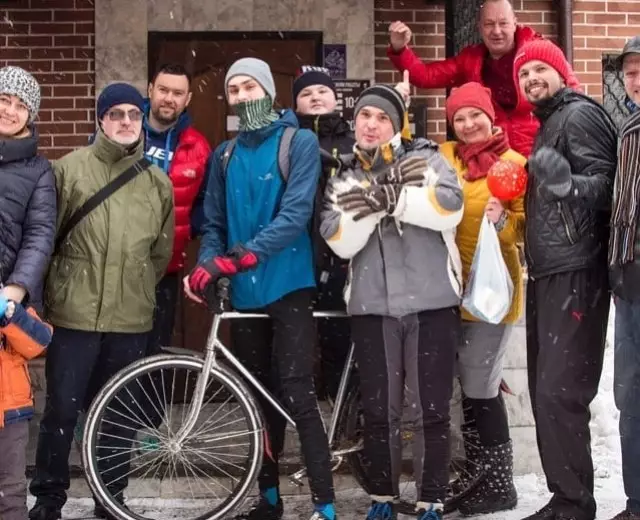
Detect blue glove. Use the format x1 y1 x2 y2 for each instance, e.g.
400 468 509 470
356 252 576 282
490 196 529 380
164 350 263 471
0 296 8 319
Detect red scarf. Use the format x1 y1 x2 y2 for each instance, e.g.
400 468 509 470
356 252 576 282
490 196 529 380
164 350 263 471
455 130 510 181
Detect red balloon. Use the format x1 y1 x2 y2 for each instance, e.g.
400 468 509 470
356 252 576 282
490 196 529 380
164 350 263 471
486 160 527 201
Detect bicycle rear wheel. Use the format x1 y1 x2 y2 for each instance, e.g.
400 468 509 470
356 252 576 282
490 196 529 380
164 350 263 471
335 383 483 515
82 354 263 520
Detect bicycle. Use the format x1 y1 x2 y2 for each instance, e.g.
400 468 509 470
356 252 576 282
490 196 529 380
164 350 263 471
81 282 482 520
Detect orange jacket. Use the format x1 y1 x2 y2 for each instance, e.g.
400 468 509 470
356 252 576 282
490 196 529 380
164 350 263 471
0 304 52 428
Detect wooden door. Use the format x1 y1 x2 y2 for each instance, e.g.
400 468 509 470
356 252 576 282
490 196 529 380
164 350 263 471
150 35 320 352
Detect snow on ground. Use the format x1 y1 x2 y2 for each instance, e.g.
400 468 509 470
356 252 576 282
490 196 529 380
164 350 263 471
40 304 626 519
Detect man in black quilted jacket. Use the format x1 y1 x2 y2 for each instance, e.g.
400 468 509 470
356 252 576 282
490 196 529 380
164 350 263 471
514 40 617 520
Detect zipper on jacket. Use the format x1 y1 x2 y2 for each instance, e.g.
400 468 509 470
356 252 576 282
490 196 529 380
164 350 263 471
557 201 577 245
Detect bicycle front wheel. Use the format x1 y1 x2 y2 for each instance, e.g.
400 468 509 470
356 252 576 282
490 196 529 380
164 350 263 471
82 354 263 520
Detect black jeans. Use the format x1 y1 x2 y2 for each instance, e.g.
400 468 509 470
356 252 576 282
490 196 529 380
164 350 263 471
315 263 351 400
147 272 180 355
230 288 335 505
30 327 148 508
352 307 460 503
527 268 610 520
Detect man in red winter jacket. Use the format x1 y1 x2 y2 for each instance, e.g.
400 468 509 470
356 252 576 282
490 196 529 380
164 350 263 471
387 0 579 157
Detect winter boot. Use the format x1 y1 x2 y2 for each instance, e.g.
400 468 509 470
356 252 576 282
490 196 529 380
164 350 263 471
28 502 62 520
365 501 397 519
609 511 640 520
416 503 444 520
233 497 284 520
450 410 484 497
520 503 557 520
458 440 518 516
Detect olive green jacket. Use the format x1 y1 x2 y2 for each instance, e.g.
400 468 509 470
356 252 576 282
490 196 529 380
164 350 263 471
44 130 175 333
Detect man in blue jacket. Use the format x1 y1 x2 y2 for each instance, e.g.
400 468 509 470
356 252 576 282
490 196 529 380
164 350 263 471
183 57 336 520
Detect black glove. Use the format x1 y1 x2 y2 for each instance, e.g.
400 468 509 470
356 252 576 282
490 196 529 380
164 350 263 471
337 184 402 221
528 146 573 200
380 155 428 186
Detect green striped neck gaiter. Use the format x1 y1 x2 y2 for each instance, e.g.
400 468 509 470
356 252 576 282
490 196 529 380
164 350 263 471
234 96 279 131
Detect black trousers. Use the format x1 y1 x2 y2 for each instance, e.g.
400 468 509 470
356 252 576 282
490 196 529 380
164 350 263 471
315 263 351 400
230 288 335 505
352 307 460 503
146 272 180 355
30 327 148 508
526 268 610 520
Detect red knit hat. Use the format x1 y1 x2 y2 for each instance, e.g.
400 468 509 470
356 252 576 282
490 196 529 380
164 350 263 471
513 39 574 83
446 81 496 125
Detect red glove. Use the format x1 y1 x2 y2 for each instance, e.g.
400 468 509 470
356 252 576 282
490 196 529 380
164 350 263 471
188 245 258 296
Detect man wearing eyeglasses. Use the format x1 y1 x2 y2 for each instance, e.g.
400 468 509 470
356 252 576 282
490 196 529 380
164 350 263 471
29 83 175 520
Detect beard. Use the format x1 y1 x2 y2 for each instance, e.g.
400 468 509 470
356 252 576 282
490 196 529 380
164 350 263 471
152 105 179 126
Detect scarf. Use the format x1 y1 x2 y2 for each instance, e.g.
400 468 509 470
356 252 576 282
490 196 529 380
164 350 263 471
455 129 510 181
234 97 279 132
354 132 403 173
609 109 640 266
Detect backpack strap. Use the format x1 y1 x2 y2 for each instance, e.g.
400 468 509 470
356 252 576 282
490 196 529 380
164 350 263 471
221 137 237 176
277 127 297 182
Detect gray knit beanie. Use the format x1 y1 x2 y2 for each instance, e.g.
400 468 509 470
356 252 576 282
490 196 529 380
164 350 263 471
354 84 406 133
0 66 41 123
225 58 276 102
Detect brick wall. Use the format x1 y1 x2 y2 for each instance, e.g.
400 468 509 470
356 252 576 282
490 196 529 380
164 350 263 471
374 0 634 143
0 0 95 159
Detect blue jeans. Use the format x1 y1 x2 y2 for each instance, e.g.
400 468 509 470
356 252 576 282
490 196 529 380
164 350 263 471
614 298 640 513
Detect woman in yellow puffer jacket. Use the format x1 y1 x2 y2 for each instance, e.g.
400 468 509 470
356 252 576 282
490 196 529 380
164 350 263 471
440 82 525 517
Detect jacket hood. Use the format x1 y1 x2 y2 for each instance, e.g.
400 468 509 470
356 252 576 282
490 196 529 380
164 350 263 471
142 98 192 140
532 88 597 123
0 126 39 164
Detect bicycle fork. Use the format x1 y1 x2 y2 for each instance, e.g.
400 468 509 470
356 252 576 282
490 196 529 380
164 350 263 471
289 341 358 486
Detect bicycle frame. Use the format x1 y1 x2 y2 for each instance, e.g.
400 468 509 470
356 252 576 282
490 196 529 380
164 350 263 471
172 309 354 453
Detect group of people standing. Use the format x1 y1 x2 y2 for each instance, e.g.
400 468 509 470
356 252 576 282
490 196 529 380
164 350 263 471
0 1 639 520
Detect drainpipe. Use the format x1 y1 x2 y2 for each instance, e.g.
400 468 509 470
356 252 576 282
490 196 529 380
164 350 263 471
558 0 573 65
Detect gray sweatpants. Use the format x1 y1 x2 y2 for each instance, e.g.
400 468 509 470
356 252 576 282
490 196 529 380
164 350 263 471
457 320 510 399
0 420 29 520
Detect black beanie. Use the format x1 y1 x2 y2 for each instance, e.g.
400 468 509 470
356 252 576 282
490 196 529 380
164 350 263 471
293 66 336 108
97 82 144 121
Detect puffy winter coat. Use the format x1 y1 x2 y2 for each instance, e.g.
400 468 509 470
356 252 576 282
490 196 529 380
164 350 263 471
44 130 175 333
440 141 525 324
320 138 464 317
387 26 580 157
0 128 56 308
143 105 211 273
0 304 52 427
525 88 617 279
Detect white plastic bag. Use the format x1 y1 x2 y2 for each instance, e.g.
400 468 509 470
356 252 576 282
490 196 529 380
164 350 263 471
462 216 514 324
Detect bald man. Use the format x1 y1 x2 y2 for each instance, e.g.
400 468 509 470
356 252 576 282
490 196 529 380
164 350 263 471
387 0 578 156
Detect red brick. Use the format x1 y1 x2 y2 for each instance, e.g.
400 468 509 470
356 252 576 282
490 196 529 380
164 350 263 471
6 35 53 47
75 22 94 34
54 134 91 147
5 60 53 73
31 47 75 59
33 72 73 85
6 10 52 22
75 98 94 109
37 111 53 122
54 35 90 47
54 85 90 97
608 25 640 37
0 47 30 59
34 0 75 8
415 10 444 23
586 13 626 25
38 135 53 147
607 2 640 13
30 23 75 34
52 110 89 122
75 0 95 7
40 123 75 134
574 24 607 36
74 73 94 84
0 22 29 34
377 9 414 22
75 122 97 133
54 60 90 72
40 97 75 110
54 9 94 22
574 1 608 11
75 48 94 59
585 36 628 50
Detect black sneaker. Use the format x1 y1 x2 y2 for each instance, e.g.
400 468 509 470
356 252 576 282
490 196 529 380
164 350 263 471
365 501 397 519
234 498 284 519
28 503 62 520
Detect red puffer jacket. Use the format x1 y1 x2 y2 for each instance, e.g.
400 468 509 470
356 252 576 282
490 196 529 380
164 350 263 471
387 26 581 157
167 127 210 273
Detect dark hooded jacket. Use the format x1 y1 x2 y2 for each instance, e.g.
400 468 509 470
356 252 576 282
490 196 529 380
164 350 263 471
0 128 56 308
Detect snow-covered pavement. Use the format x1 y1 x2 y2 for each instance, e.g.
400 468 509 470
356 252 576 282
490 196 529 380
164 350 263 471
35 305 626 519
